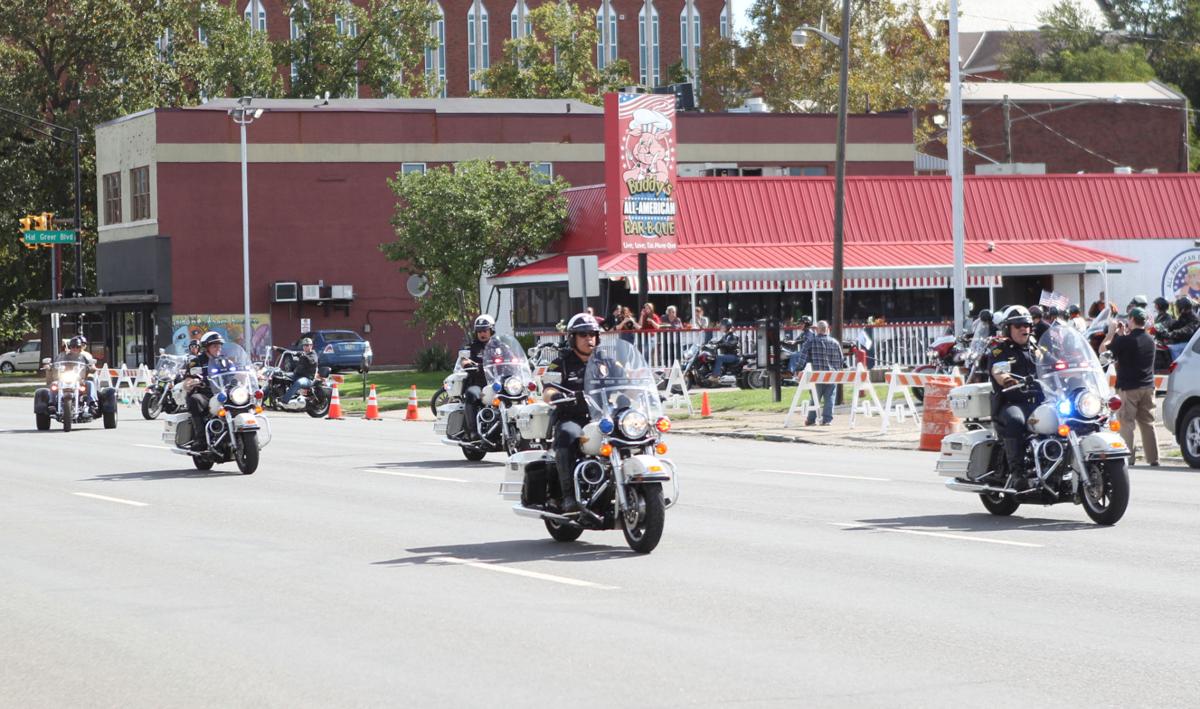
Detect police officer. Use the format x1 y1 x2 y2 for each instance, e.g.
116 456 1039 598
282 337 319 405
183 331 224 450
988 306 1044 488
544 312 601 514
460 315 495 441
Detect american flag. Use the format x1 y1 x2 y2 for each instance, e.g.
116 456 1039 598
1039 290 1069 309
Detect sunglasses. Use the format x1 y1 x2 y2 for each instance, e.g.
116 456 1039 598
1012 324 1032 329
577 333 600 341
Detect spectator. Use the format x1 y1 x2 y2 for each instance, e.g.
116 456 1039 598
609 304 623 331
1088 291 1109 319
1068 304 1088 333
1029 305 1049 341
794 320 843 426
616 306 638 344
639 302 661 329
586 306 604 329
692 306 710 330
663 305 683 329
1127 294 1148 315
1101 308 1160 467
1152 297 1174 332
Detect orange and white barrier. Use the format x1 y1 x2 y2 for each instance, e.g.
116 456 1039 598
1104 364 1167 393
784 363 884 429
882 366 965 430
918 377 962 451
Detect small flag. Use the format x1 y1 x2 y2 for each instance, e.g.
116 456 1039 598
1039 290 1069 310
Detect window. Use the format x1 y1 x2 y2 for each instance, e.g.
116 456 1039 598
639 3 660 87
425 3 447 97
786 166 828 176
719 2 729 38
335 13 357 37
289 1 307 85
402 162 427 175
510 0 531 39
242 0 266 31
468 1 490 92
157 28 172 61
130 166 151 221
103 172 121 225
530 162 553 182
596 1 617 69
197 25 208 46
679 1 700 78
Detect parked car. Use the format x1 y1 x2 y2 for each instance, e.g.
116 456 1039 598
291 330 372 373
1162 329 1200 467
0 340 42 373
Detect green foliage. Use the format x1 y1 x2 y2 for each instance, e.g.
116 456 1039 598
1001 1 1155 82
413 343 454 372
165 3 282 102
384 160 568 337
516 332 537 353
474 0 632 103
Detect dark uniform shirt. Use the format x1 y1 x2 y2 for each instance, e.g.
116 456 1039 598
545 348 589 421
1108 329 1155 390
987 338 1044 406
464 339 489 388
186 353 214 394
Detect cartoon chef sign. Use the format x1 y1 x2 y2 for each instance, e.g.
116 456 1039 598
606 92 678 252
622 107 673 183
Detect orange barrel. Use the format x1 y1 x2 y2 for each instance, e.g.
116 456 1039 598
918 376 962 451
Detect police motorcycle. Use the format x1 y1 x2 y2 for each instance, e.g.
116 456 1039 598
500 339 678 554
433 334 537 461
936 322 1130 525
140 351 188 420
258 347 332 418
161 349 271 474
34 360 118 432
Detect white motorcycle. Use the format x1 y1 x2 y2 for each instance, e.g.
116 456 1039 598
936 322 1130 525
433 334 537 461
140 351 188 420
500 339 679 553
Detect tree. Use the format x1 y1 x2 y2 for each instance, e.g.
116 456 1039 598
1000 0 1156 82
697 0 948 141
165 2 282 102
274 0 440 99
383 161 568 335
473 0 631 104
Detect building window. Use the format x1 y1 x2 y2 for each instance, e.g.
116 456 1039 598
596 1 617 69
468 1 490 92
157 28 172 61
530 162 553 182
786 166 828 176
402 162 427 175
130 166 151 221
510 0 531 39
103 172 121 225
679 1 700 78
197 25 208 46
335 13 357 38
639 3 660 87
242 0 266 31
289 2 306 86
719 2 729 38
426 3 447 97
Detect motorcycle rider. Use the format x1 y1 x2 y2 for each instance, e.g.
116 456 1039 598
281 337 319 406
55 335 98 409
710 318 741 384
1156 297 1199 360
977 309 998 337
987 306 1045 489
1067 304 1088 333
182 331 225 451
459 315 495 441
544 312 601 514
187 339 201 357
787 316 815 376
1028 305 1049 341
1127 294 1149 315
1152 297 1174 331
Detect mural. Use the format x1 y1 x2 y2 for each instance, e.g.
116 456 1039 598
1161 248 1200 300
170 313 272 360
604 92 678 253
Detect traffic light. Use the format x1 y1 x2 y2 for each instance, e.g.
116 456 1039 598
32 212 52 230
19 215 33 232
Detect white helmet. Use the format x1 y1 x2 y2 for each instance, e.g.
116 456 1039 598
566 312 601 334
199 331 225 347
473 314 496 332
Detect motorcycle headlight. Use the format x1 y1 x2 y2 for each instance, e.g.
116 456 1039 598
618 410 650 439
1075 391 1103 419
60 370 78 383
503 377 524 397
229 386 250 406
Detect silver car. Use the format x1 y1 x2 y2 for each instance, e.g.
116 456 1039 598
0 340 42 373
1162 328 1200 467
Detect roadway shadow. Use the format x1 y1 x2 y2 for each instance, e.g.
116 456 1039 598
1 427 108 435
371 459 504 470
373 539 639 567
81 468 243 482
848 513 1100 533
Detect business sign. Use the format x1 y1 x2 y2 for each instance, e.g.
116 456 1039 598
170 313 272 359
1162 248 1200 300
604 93 678 253
567 255 600 299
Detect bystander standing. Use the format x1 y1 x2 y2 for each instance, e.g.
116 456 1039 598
1101 308 1159 467
793 320 843 426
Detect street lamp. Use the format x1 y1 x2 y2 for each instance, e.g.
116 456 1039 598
793 1 850 343
228 97 264 358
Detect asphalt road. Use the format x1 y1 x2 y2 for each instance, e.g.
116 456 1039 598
3 397 1199 708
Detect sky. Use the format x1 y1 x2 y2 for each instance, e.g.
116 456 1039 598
729 0 1108 38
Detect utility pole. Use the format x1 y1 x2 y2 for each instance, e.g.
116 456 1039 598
949 0 967 334
1003 94 1012 164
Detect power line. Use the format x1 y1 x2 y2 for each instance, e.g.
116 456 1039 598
1008 101 1124 166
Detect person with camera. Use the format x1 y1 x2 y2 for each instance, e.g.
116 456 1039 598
1101 308 1159 467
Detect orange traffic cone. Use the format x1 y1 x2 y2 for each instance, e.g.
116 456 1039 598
405 384 420 421
326 382 344 420
364 384 382 421
700 391 712 418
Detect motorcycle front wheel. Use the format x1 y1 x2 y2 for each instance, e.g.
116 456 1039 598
430 388 448 416
235 432 259 474
622 483 666 554
62 399 73 432
141 390 162 420
1082 459 1130 525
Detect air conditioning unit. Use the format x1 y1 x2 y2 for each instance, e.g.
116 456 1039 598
273 281 298 303
331 285 354 300
301 284 321 301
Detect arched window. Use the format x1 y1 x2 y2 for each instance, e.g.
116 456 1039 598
242 0 266 31
719 2 729 38
639 2 660 87
425 2 447 97
468 1 490 92
510 0 531 40
596 0 617 69
679 0 700 77
289 2 307 85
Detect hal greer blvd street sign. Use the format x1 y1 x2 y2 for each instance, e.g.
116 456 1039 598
22 230 77 244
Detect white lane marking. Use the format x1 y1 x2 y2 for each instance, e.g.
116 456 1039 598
828 522 1043 548
759 469 891 482
71 492 149 507
133 444 172 450
430 556 618 590
364 468 469 483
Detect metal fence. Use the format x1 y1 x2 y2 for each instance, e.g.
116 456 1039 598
524 321 952 370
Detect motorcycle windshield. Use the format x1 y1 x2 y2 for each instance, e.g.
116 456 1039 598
205 349 258 394
483 335 532 386
155 354 185 377
1036 322 1111 398
584 339 663 427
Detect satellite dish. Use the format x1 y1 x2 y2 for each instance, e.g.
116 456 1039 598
406 274 430 298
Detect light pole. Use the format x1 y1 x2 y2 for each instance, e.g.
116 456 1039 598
948 0 967 334
228 97 263 358
793 1 850 343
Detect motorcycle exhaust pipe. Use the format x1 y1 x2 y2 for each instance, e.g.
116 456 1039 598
1039 439 1065 463
945 479 1019 496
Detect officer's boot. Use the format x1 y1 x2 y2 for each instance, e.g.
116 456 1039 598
1003 437 1027 490
555 448 580 514
189 414 207 451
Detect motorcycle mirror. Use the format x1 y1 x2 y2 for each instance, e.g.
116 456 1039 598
1098 351 1115 368
991 360 1012 375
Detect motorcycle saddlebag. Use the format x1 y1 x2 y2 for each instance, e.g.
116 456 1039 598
162 412 191 448
948 383 992 421
935 429 996 480
500 450 555 502
512 402 553 440
98 386 119 414
434 402 463 437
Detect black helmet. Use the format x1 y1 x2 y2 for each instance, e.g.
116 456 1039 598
1177 296 1194 312
720 317 733 329
68 335 86 349
1002 305 1033 327
799 315 813 325
1046 306 1061 320
1068 304 1081 316
978 309 993 323
188 338 201 351
565 312 600 334
1154 297 1170 310
200 331 225 347
1027 305 1043 318
473 314 496 332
